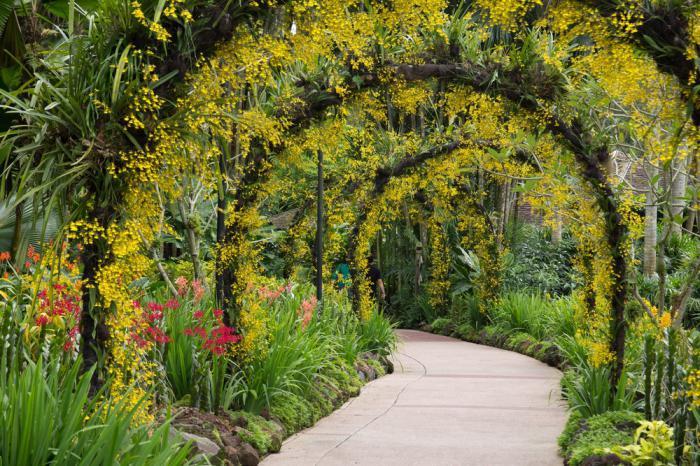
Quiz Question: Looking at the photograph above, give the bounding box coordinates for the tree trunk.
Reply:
[178,199,204,281]
[551,211,563,244]
[215,148,231,312]
[670,156,688,236]
[643,162,658,277]
[79,221,110,393]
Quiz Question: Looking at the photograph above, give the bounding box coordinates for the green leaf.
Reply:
[0,0,12,37]
[0,65,21,90]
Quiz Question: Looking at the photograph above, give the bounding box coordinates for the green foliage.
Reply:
[232,287,393,413]
[269,392,316,434]
[358,310,397,357]
[502,224,577,296]
[491,292,552,340]
[0,357,194,466]
[562,364,639,417]
[450,293,489,330]
[609,421,676,466]
[559,410,643,466]
[431,317,451,334]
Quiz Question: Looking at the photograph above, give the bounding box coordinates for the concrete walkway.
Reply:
[261,329,567,466]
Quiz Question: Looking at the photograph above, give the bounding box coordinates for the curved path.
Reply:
[262,329,567,466]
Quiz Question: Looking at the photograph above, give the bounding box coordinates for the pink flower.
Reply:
[175,276,188,296]
[192,279,205,302]
[299,296,318,329]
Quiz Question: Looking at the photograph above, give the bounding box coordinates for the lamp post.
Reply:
[315,149,324,302]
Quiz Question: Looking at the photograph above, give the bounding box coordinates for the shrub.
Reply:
[430,317,452,334]
[502,224,577,296]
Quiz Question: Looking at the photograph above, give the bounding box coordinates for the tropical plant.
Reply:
[562,365,639,418]
[0,357,196,465]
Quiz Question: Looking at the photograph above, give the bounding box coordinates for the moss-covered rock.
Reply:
[227,411,284,455]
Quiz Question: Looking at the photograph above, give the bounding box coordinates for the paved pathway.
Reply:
[261,329,567,466]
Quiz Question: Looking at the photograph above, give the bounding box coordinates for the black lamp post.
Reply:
[315,149,324,302]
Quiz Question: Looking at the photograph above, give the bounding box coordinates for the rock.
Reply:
[360,351,379,361]
[239,442,260,466]
[579,453,627,466]
[221,446,240,464]
[260,408,272,421]
[221,431,241,448]
[178,431,221,457]
[269,431,283,453]
[233,425,252,437]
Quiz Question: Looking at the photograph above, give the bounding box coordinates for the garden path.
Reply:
[261,329,567,466]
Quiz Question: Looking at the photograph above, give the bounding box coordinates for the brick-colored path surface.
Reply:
[261,329,567,466]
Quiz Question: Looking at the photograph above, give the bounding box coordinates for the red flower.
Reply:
[63,340,74,352]
[147,302,164,312]
[166,298,180,310]
[0,251,10,261]
[131,332,149,348]
[24,261,31,269]
[35,314,49,326]
[184,328,194,337]
[146,326,171,344]
[213,308,224,318]
[208,344,226,356]
[193,310,204,319]
[202,324,241,355]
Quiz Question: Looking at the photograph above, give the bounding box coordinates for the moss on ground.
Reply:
[558,410,642,466]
